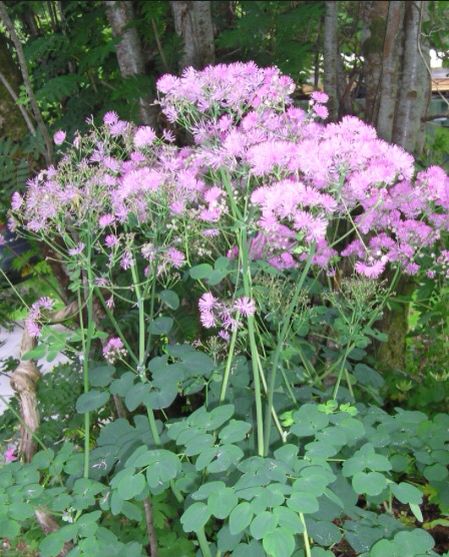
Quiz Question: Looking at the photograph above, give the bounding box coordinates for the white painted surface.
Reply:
[0,324,68,414]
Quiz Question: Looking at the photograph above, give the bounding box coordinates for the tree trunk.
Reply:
[375,2,430,373]
[360,1,389,124]
[105,0,157,127]
[376,1,404,141]
[0,1,53,164]
[0,36,29,140]
[323,1,339,120]
[170,1,215,70]
[392,1,430,152]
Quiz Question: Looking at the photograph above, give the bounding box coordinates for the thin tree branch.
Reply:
[422,112,449,122]
[143,497,158,557]
[0,70,35,135]
[151,17,169,72]
[0,1,53,164]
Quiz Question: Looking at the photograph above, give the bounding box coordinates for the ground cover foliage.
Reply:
[2,62,449,557]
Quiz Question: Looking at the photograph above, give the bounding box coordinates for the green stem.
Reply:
[130,259,183,504]
[239,228,264,457]
[144,265,157,361]
[94,287,139,365]
[299,513,312,557]
[146,407,161,446]
[222,169,264,456]
[263,248,315,454]
[254,348,286,442]
[196,527,212,557]
[219,312,240,402]
[79,246,95,479]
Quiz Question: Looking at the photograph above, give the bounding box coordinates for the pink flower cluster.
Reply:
[25,297,54,338]
[10,62,449,287]
[103,337,126,364]
[199,293,256,339]
[157,62,295,125]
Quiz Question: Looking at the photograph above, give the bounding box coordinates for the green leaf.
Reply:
[391,482,422,505]
[159,289,180,310]
[352,471,387,496]
[121,501,143,522]
[229,502,254,535]
[89,363,115,387]
[76,390,110,413]
[125,382,150,411]
[208,487,238,519]
[22,344,46,361]
[262,527,295,557]
[219,420,252,444]
[369,539,400,557]
[149,316,174,335]
[410,503,423,522]
[9,502,35,520]
[424,463,448,481]
[32,449,55,469]
[272,506,303,535]
[250,511,277,540]
[291,405,330,437]
[287,493,319,514]
[311,549,335,557]
[393,529,434,554]
[143,451,181,489]
[0,518,20,540]
[39,530,65,557]
[190,263,213,280]
[192,481,226,501]
[205,404,235,430]
[206,444,244,473]
[117,472,146,500]
[353,364,384,389]
[181,502,210,532]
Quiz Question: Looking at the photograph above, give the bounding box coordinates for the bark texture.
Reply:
[392,1,430,153]
[360,1,389,124]
[323,1,339,120]
[105,0,157,127]
[0,1,53,163]
[0,36,31,140]
[376,1,405,141]
[171,1,215,70]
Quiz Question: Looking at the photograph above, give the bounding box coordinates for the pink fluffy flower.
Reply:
[166,247,185,268]
[53,130,66,145]
[68,242,85,256]
[234,296,256,317]
[4,447,17,463]
[313,104,329,120]
[199,292,217,312]
[103,337,126,364]
[99,214,115,228]
[134,126,156,148]
[103,111,119,126]
[311,91,329,104]
[11,192,23,211]
[120,251,133,270]
[355,258,387,279]
[105,234,118,248]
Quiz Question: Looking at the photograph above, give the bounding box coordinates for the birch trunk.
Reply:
[392,1,430,152]
[323,1,339,120]
[105,0,157,127]
[376,1,405,141]
[361,1,389,124]
[171,1,215,70]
